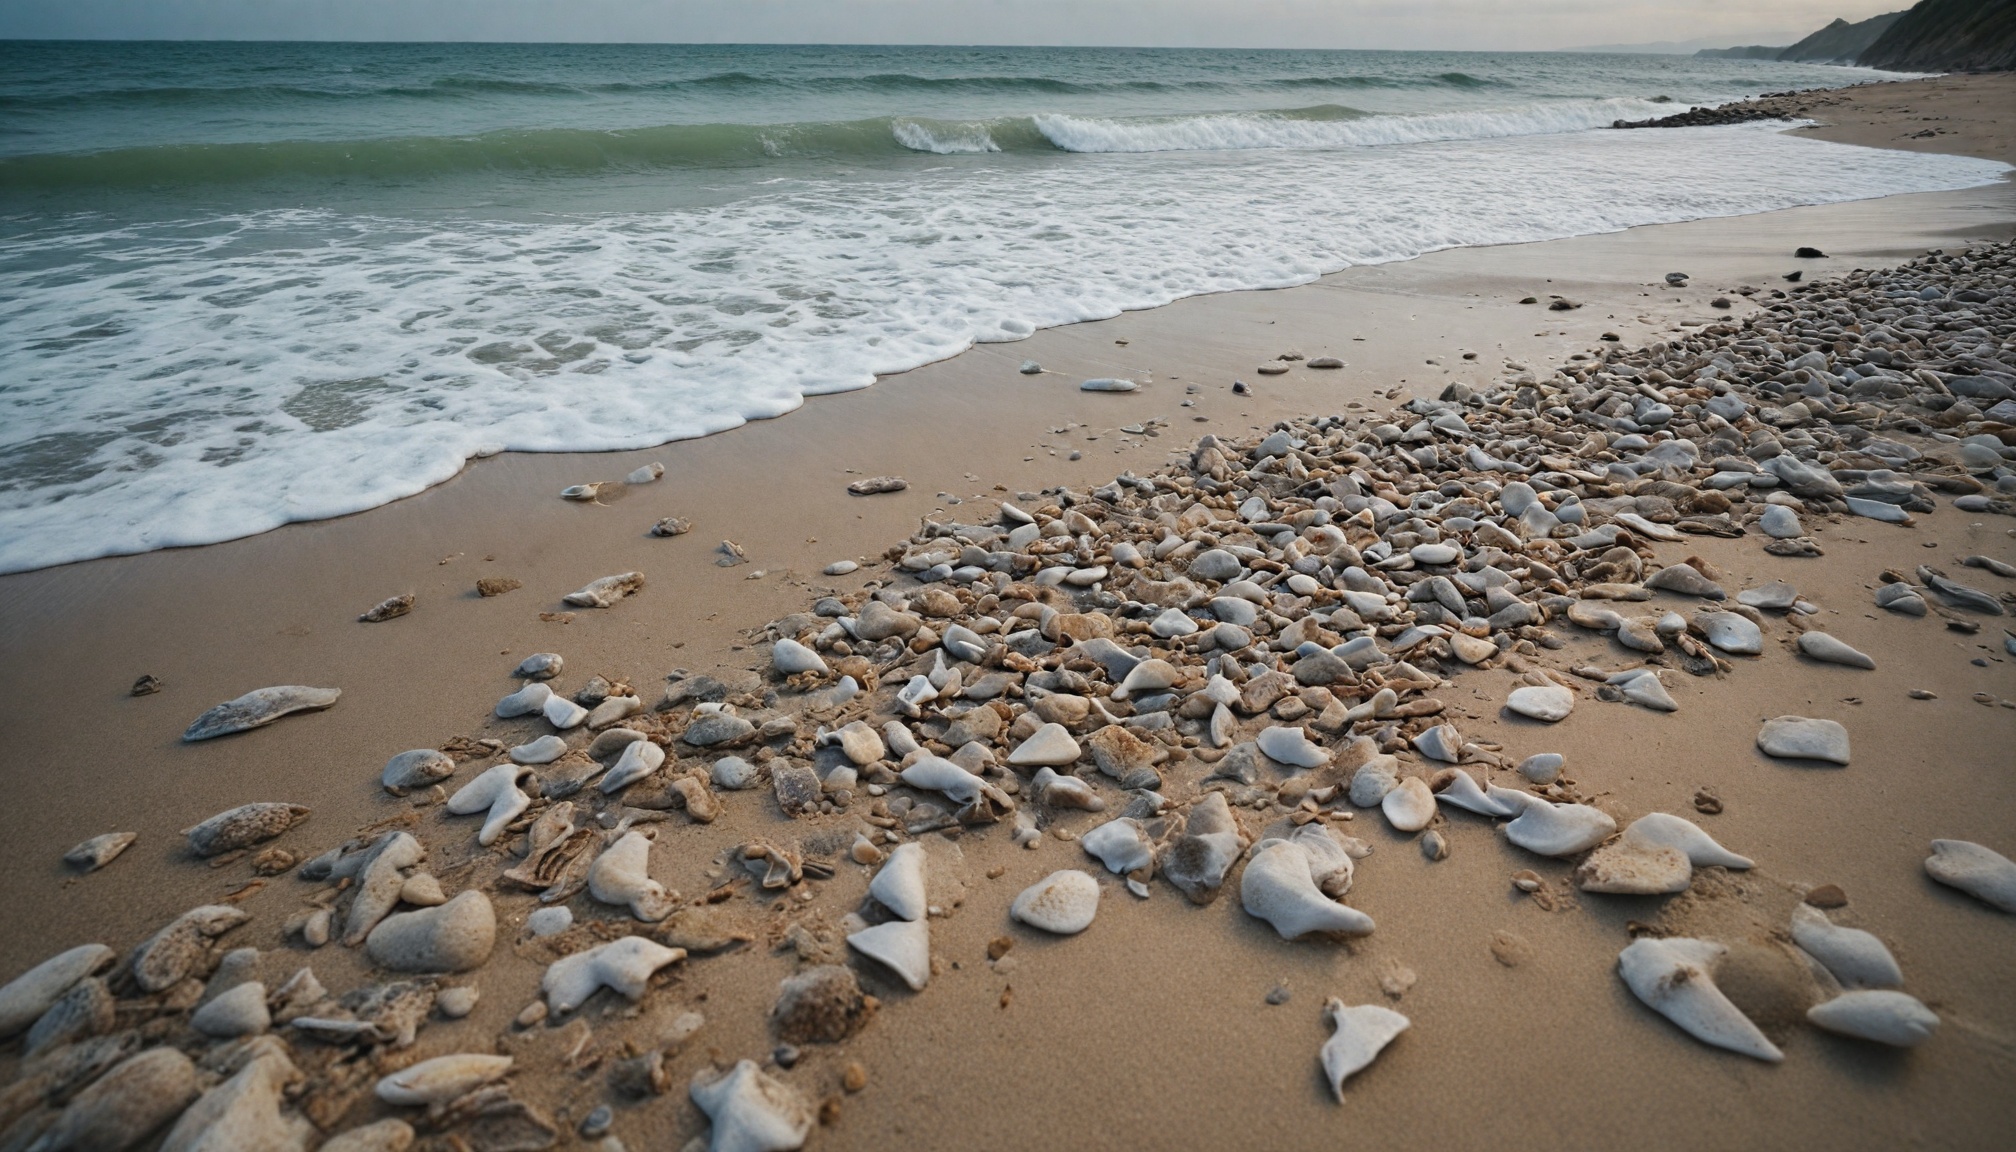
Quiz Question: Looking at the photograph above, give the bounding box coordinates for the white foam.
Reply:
[892,119,1001,154]
[0,124,2004,573]
[1033,98,1686,153]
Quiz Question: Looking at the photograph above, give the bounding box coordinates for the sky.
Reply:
[0,0,1913,52]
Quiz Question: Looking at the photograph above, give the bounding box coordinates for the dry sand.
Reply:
[1,74,2013,1152]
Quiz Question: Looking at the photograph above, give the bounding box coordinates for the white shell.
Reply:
[1923,839,2016,912]
[689,1059,812,1152]
[1807,990,1938,1047]
[1290,823,1362,897]
[1256,725,1327,769]
[1008,723,1082,767]
[588,832,675,921]
[1011,870,1101,935]
[868,843,928,922]
[0,943,114,1038]
[845,918,931,991]
[1790,905,1902,989]
[1241,839,1374,940]
[495,682,552,718]
[1504,800,1616,857]
[1319,1000,1409,1100]
[563,572,644,608]
[375,1054,513,1106]
[1617,937,1782,1062]
[1381,777,1435,833]
[1623,812,1752,869]
[1081,818,1154,875]
[542,936,685,1013]
[1432,770,1517,817]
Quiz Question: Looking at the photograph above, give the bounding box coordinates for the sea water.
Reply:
[0,42,2004,572]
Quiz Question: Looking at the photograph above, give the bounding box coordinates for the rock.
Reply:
[855,601,921,641]
[376,1054,514,1106]
[543,937,686,1013]
[1807,991,1939,1048]
[1797,632,1875,669]
[130,906,249,993]
[527,907,573,937]
[34,1046,201,1152]
[182,686,340,741]
[1081,818,1155,874]
[1348,756,1399,806]
[1646,565,1724,599]
[1874,582,1927,615]
[846,476,908,495]
[1694,611,1760,655]
[824,560,859,576]
[772,965,874,1045]
[1790,905,1901,989]
[1189,549,1243,583]
[1517,753,1565,784]
[868,843,928,922]
[1617,937,1781,1061]
[1007,723,1081,767]
[63,831,137,873]
[600,739,666,794]
[436,986,480,1018]
[1080,378,1138,392]
[320,1120,417,1152]
[1506,684,1573,722]
[1319,1000,1409,1101]
[476,577,522,597]
[689,1060,812,1152]
[1410,724,1461,763]
[1758,505,1803,539]
[1609,668,1677,711]
[712,756,761,790]
[564,572,645,608]
[1162,793,1246,904]
[1576,842,1691,895]
[588,832,676,922]
[1255,725,1327,769]
[1924,839,2016,912]
[627,462,664,484]
[772,639,828,676]
[1503,801,1616,857]
[159,1044,315,1152]
[1010,870,1101,935]
[510,735,567,765]
[651,516,693,537]
[495,681,552,717]
[1430,769,1518,818]
[1736,582,1797,610]
[1381,777,1435,833]
[359,594,414,623]
[684,713,755,747]
[1756,716,1850,765]
[366,891,497,973]
[382,748,456,794]
[447,764,533,845]
[191,980,270,1038]
[1448,633,1497,665]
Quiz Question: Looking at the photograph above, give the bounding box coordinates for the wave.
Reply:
[0,99,1697,189]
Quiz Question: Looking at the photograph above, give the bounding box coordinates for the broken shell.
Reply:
[868,843,928,922]
[1010,870,1100,935]
[63,832,137,873]
[1806,990,1939,1048]
[564,572,645,608]
[1410,724,1461,763]
[689,1059,813,1152]
[182,685,340,741]
[1617,937,1782,1062]
[1242,840,1374,940]
[845,918,931,991]
[542,936,686,1013]
[588,831,677,921]
[1430,769,1517,818]
[376,1054,514,1106]
[1319,1000,1409,1101]
[365,891,497,973]
[1161,792,1246,904]
[1923,839,2016,912]
[1503,800,1616,857]
[359,594,413,623]
[183,802,311,857]
[381,749,455,794]
[1790,904,1902,989]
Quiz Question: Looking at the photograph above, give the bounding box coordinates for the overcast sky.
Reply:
[0,1,1911,52]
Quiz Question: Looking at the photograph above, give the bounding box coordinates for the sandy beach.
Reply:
[2,72,2014,1152]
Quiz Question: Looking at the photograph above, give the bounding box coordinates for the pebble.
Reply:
[1796,631,1875,669]
[182,685,341,741]
[824,560,859,576]
[1923,839,2016,912]
[1756,716,1851,765]
[1506,684,1573,722]
[1011,870,1101,934]
[1517,753,1565,784]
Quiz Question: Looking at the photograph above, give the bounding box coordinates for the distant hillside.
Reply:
[1859,0,2016,70]
[1696,45,1789,59]
[1779,11,1908,61]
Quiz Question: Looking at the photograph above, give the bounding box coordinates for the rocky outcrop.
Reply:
[1780,12,1908,63]
[1858,0,2016,72]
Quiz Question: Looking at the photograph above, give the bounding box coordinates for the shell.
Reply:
[689,1060,813,1152]
[1503,800,1616,857]
[845,918,931,991]
[868,843,928,922]
[1010,870,1100,935]
[375,1054,513,1106]
[365,891,496,973]
[0,940,113,1041]
[183,802,311,857]
[1241,839,1375,940]
[1319,1000,1409,1101]
[542,936,685,1012]
[1790,904,1902,989]
[34,1046,201,1152]
[587,831,677,921]
[1616,937,1782,1062]
[182,685,340,741]
[1923,839,2016,912]
[129,905,249,993]
[563,571,644,608]
[1080,818,1155,875]
[1807,990,1939,1047]
[63,832,138,873]
[381,749,455,794]
[1431,769,1518,817]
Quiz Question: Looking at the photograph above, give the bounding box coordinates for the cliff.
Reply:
[1778,12,1907,61]
[1858,0,2016,71]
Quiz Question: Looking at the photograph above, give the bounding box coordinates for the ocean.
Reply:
[0,41,2005,574]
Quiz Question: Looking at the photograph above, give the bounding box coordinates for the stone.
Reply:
[1011,870,1101,935]
[1617,937,1781,1062]
[366,891,497,973]
[1756,716,1850,765]
[34,1046,201,1152]
[1007,723,1081,767]
[1517,753,1565,785]
[1923,839,2016,912]
[543,937,686,1013]
[1759,505,1803,539]
[1797,632,1875,669]
[382,749,455,794]
[182,685,340,741]
[1790,905,1901,989]
[191,980,270,1038]
[376,1054,514,1106]
[1242,840,1374,940]
[63,832,137,873]
[846,918,931,991]
[1319,1000,1409,1101]
[689,1060,812,1152]
[1503,801,1616,857]
[1381,777,1436,833]
[1506,684,1573,722]
[1080,377,1138,392]
[564,572,645,608]
[1807,991,1939,1048]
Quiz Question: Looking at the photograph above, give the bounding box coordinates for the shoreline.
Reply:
[1,71,2014,1152]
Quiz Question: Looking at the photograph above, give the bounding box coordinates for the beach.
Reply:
[1,69,2014,1152]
